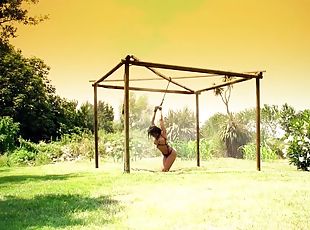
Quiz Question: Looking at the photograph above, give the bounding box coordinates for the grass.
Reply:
[1,158,310,230]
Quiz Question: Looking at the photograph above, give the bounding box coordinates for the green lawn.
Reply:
[1,158,310,230]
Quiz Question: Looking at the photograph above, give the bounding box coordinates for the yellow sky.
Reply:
[12,0,310,120]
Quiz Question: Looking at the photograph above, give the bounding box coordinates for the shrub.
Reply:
[103,132,123,162]
[172,140,196,160]
[103,129,157,162]
[283,110,310,171]
[0,116,19,154]
[17,138,61,163]
[9,148,36,166]
[36,141,62,162]
[56,131,95,162]
[130,129,156,161]
[8,132,94,166]
[35,151,51,165]
[284,136,310,171]
[200,139,216,160]
[18,137,38,153]
[241,142,279,161]
[0,154,9,167]
[170,139,217,160]
[76,136,95,161]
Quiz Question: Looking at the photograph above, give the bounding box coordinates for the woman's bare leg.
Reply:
[162,150,176,172]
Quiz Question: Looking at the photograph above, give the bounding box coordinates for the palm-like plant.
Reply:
[219,119,251,158]
[214,76,251,158]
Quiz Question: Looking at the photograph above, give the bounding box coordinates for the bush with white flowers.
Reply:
[283,110,310,171]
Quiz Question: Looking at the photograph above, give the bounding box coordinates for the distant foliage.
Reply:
[104,132,124,162]
[201,104,296,160]
[201,113,227,139]
[165,107,196,142]
[104,129,156,162]
[97,101,114,133]
[75,101,115,134]
[77,102,94,132]
[0,132,95,166]
[118,93,152,131]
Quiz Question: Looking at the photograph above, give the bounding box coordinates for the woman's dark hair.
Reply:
[147,125,161,138]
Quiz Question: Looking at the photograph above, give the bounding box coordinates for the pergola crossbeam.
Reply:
[103,71,265,83]
[196,78,251,93]
[96,84,194,95]
[95,62,123,84]
[128,56,195,93]
[127,59,262,79]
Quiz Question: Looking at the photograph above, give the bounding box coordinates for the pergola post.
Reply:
[124,56,130,173]
[256,77,261,171]
[196,93,200,167]
[93,83,99,168]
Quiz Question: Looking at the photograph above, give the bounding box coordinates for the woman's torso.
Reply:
[154,134,171,155]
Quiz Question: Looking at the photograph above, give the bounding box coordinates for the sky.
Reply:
[11,0,310,121]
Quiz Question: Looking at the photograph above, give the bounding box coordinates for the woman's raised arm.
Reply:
[151,107,158,126]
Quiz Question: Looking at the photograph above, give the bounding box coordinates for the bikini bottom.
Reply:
[162,146,173,158]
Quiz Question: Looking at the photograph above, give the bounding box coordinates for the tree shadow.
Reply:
[0,174,80,186]
[0,194,122,229]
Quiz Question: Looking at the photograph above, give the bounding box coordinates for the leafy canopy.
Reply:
[0,0,47,43]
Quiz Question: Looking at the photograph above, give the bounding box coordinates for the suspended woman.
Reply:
[147,106,176,172]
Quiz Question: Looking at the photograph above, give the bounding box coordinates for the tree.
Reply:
[118,93,152,131]
[279,103,296,133]
[0,1,103,142]
[0,46,58,142]
[0,0,47,44]
[219,118,251,158]
[77,101,94,132]
[97,101,114,133]
[77,101,114,133]
[261,104,283,138]
[214,76,234,119]
[51,96,81,136]
[129,93,152,130]
[201,112,228,139]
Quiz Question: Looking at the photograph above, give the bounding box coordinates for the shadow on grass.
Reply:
[131,168,158,173]
[131,167,251,174]
[0,194,122,229]
[0,168,10,173]
[0,174,80,186]
[170,167,256,175]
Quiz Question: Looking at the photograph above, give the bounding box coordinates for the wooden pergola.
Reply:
[92,55,263,173]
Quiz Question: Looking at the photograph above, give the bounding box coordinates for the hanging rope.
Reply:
[158,77,171,108]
